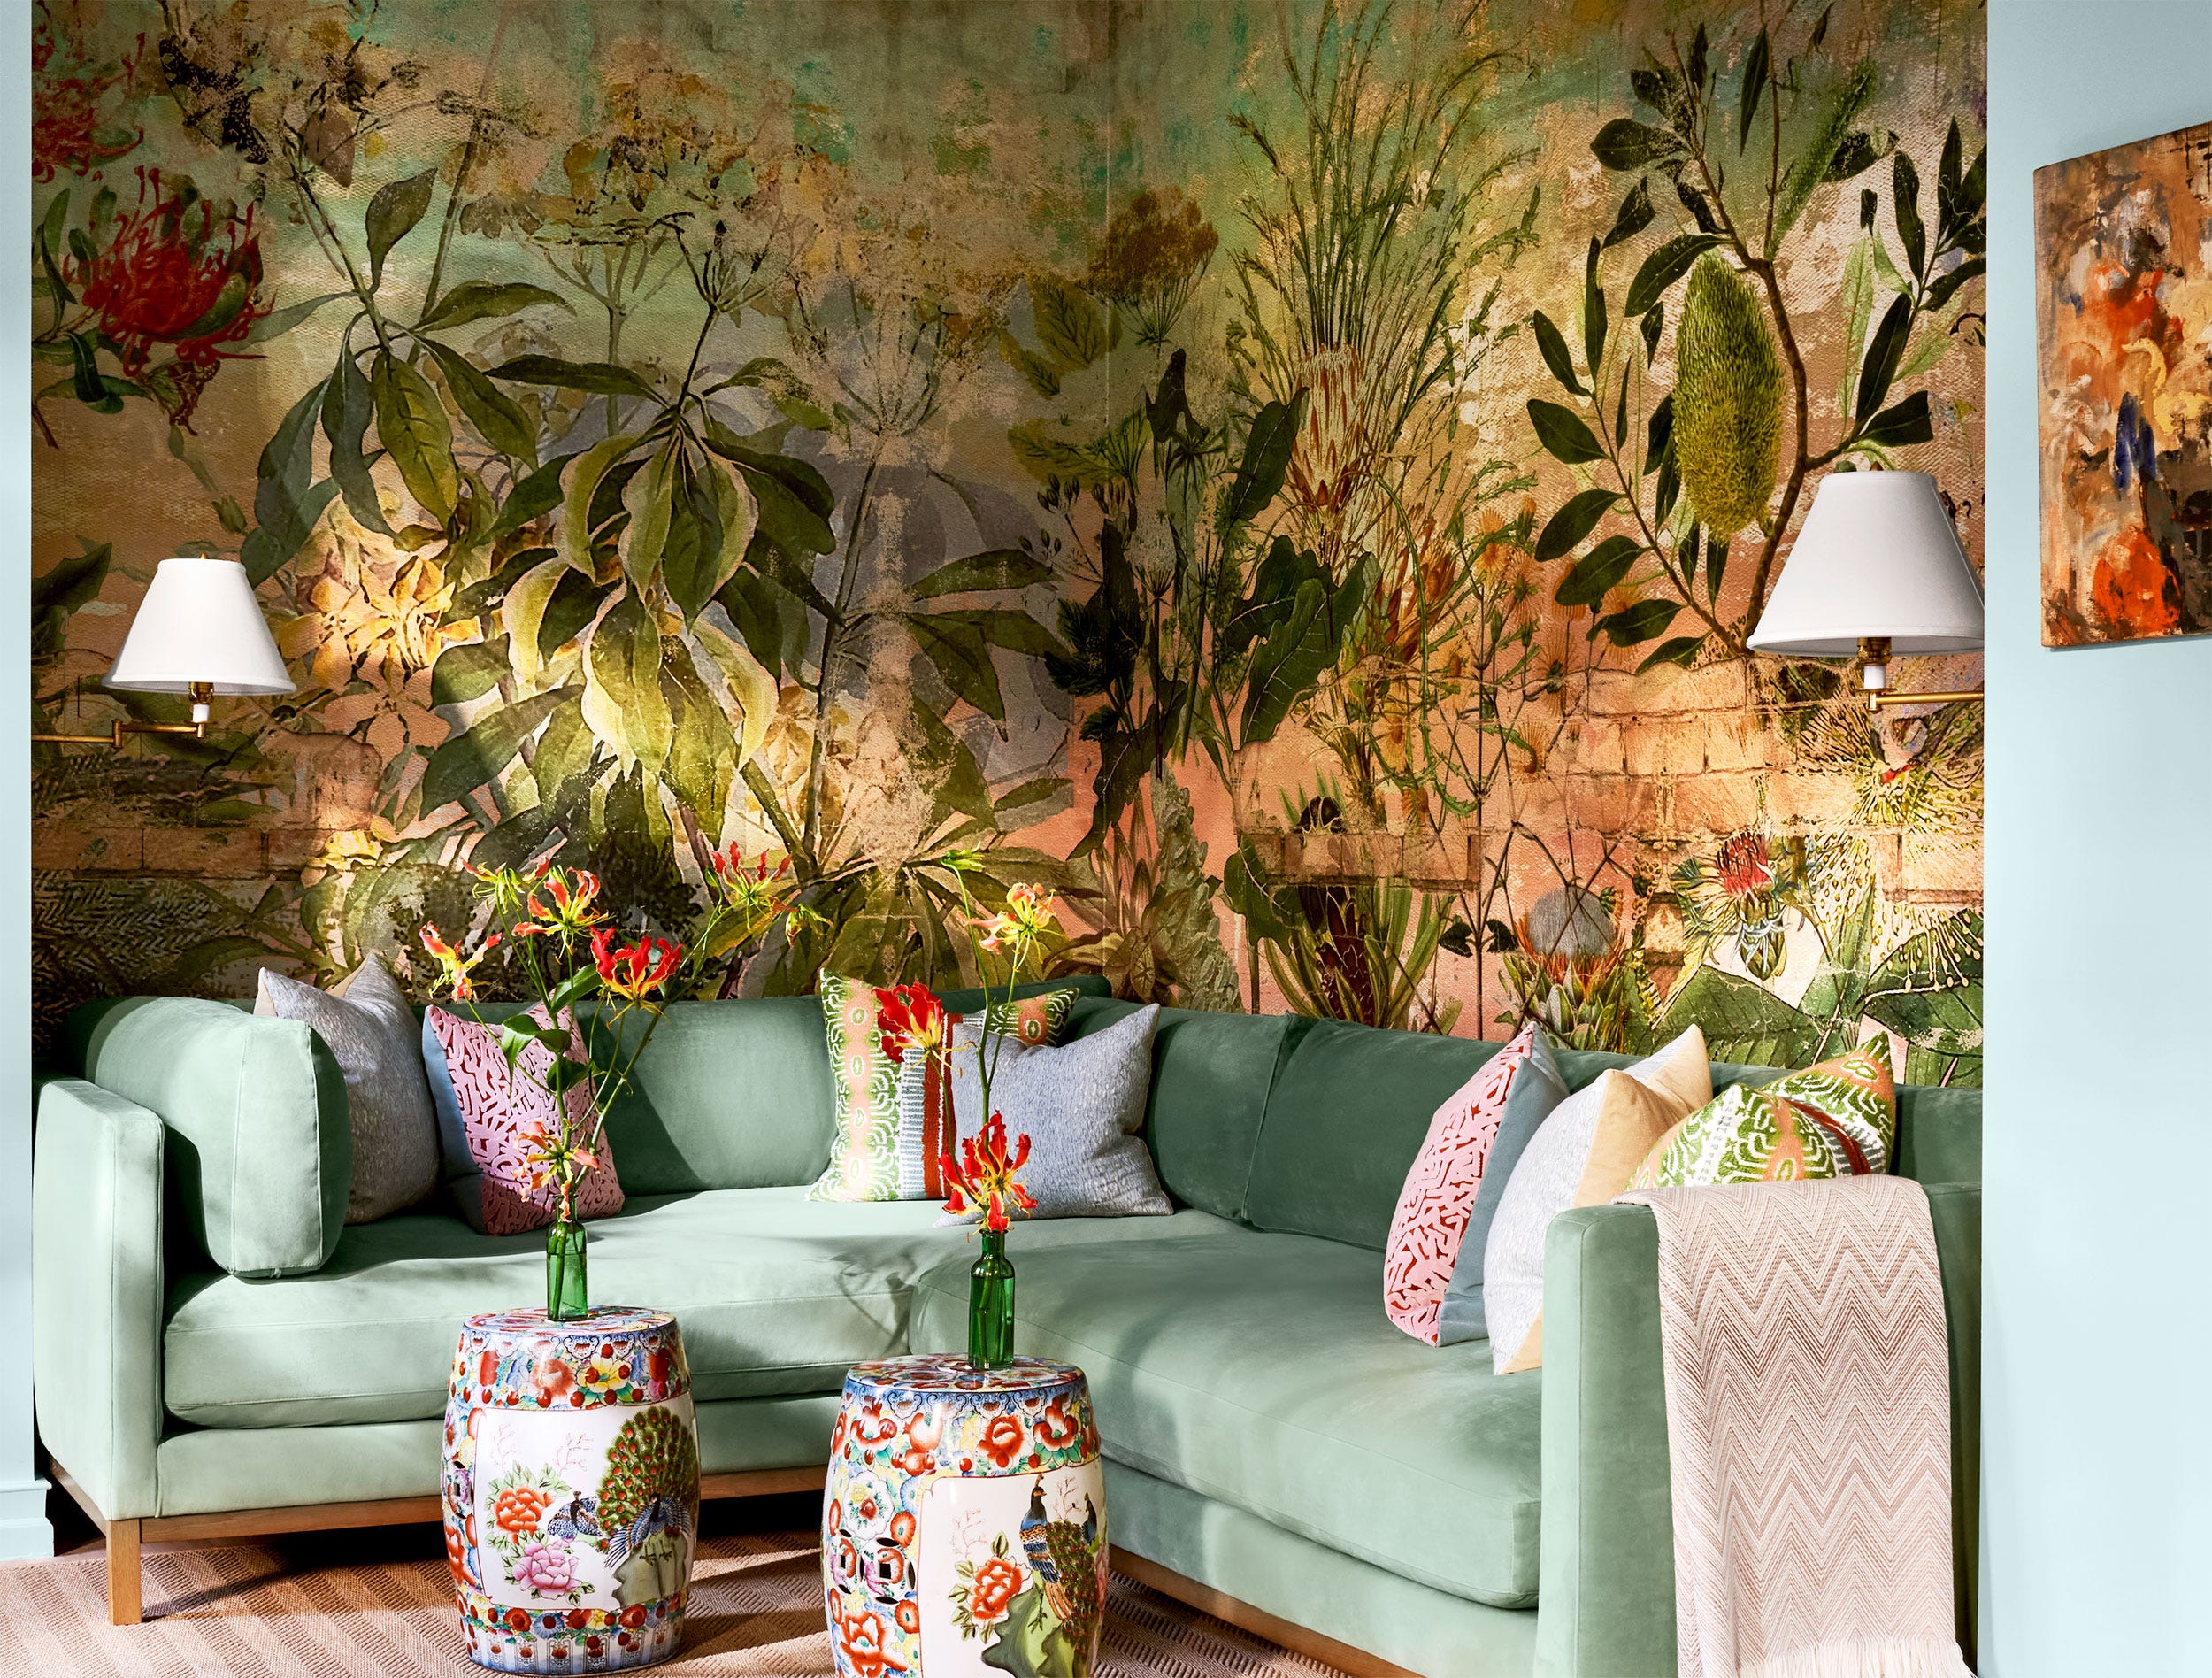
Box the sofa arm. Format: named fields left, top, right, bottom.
left=33, top=1078, right=165, bottom=1520
left=1534, top=1186, right=1984, bottom=1678
left=1535, top=1203, right=1673, bottom=1678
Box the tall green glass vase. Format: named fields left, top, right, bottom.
left=546, top=1218, right=589, bottom=1320
left=967, top=1228, right=1015, bottom=1367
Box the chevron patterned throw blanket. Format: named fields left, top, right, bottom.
left=1617, top=1177, right=1973, bottom=1678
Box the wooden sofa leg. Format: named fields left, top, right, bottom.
left=106, top=1519, right=142, bottom=1626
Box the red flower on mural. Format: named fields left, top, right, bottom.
left=2090, top=525, right=2180, bottom=640
left=68, top=167, right=266, bottom=426
left=33, top=5, right=142, bottom=183
left=1715, top=833, right=1775, bottom=900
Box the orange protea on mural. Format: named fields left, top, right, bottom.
left=1285, top=345, right=1376, bottom=543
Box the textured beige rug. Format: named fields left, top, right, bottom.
left=0, top=1530, right=1348, bottom=1676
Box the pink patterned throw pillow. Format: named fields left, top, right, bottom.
left=426, top=1005, right=624, bottom=1236
left=1384, top=1023, right=1553, bottom=1347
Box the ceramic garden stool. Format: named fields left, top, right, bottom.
left=823, top=1355, right=1108, bottom=1678
left=442, top=1306, right=701, bottom=1674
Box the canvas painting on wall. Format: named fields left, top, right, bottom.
left=2034, top=119, right=2212, bottom=646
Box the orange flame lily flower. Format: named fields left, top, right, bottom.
left=518, top=868, right=607, bottom=940
left=940, top=1112, right=1036, bottom=1234
left=419, top=921, right=496, bottom=1001
left=591, top=928, right=685, bottom=1002
left=872, top=982, right=950, bottom=1068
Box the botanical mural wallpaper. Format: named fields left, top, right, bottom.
left=31, top=0, right=1986, bottom=1085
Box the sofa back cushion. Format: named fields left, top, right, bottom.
left=1064, top=997, right=1296, bottom=1222
left=1555, top=1045, right=1981, bottom=1187
left=64, top=997, right=350, bottom=1277
left=421, top=979, right=1111, bottom=1199
left=1243, top=1020, right=1502, bottom=1251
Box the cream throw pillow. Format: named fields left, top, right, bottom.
left=1481, top=1026, right=1711, bottom=1374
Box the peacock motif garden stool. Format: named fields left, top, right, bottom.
left=443, top=1306, right=701, bottom=1674
left=823, top=1355, right=1108, bottom=1678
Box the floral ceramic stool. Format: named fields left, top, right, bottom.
left=822, top=1355, right=1108, bottom=1678
left=443, top=1306, right=701, bottom=1674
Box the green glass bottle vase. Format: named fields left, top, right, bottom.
left=545, top=1218, right=589, bottom=1321
left=967, top=1228, right=1015, bottom=1367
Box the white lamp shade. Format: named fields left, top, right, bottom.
left=1747, top=470, right=1984, bottom=658
left=104, top=557, right=297, bottom=696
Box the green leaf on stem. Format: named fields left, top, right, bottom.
left=1534, top=487, right=1618, bottom=561
left=419, top=685, right=575, bottom=811
left=365, top=170, right=436, bottom=293
left=1624, top=233, right=1721, bottom=317
left=1739, top=29, right=1770, bottom=150
left=371, top=350, right=458, bottom=522
left=1594, top=597, right=1682, bottom=647
left=417, top=281, right=568, bottom=333
left=1601, top=177, right=1655, bottom=251
left=426, top=340, right=538, bottom=466
left=1555, top=535, right=1643, bottom=607
left=1527, top=398, right=1607, bottom=465
left=1531, top=309, right=1585, bottom=395
left=908, top=612, right=1007, bottom=721
left=1855, top=294, right=1912, bottom=425
left=491, top=354, right=657, bottom=399
left=1893, top=152, right=1926, bottom=279
left=242, top=378, right=339, bottom=582
left=320, top=348, right=393, bottom=535
left=1218, top=393, right=1305, bottom=533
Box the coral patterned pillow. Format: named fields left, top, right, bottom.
left=1384, top=1024, right=1567, bottom=1347
left=808, top=974, right=1079, bottom=1203
left=426, top=1005, right=624, bottom=1236
left=1627, top=1036, right=1898, bottom=1189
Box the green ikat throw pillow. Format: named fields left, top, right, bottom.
left=807, top=973, right=1079, bottom=1202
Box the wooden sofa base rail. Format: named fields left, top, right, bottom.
left=1110, top=1548, right=1418, bottom=1678
left=56, top=1459, right=1413, bottom=1675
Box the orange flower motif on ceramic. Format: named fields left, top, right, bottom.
left=1034, top=1399, right=1079, bottom=1450
left=978, top=1413, right=1026, bottom=1468
left=968, top=1556, right=1025, bottom=1624
left=895, top=1599, right=921, bottom=1634
left=493, top=1485, right=551, bottom=1536
left=888, top=1510, right=916, bottom=1548
left=532, top=1358, right=577, bottom=1407
left=835, top=1606, right=899, bottom=1678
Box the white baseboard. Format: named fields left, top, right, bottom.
left=0, top=1479, right=52, bottom=1559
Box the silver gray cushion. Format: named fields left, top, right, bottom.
left=256, top=957, right=441, bottom=1222
left=944, top=1002, right=1170, bottom=1219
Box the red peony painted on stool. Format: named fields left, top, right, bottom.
left=444, top=1307, right=700, bottom=1673
left=823, top=1355, right=1107, bottom=1678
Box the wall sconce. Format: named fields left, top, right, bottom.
left=1747, top=469, right=1984, bottom=711
left=33, top=556, right=296, bottom=747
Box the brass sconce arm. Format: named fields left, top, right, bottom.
left=34, top=681, right=217, bottom=746
left=1856, top=636, right=1983, bottom=712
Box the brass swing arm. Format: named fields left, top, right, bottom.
left=34, top=681, right=216, bottom=745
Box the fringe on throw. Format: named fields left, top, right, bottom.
left=1741, top=1636, right=1976, bottom=1678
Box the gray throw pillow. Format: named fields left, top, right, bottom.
left=942, top=1003, right=1170, bottom=1219
left=256, top=957, right=440, bottom=1222
left=1434, top=1027, right=1569, bottom=1344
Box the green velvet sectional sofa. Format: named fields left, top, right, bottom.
left=30, top=978, right=1981, bottom=1675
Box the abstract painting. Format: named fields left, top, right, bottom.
left=2034, top=119, right=2212, bottom=645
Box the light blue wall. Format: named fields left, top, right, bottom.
left=3, top=0, right=49, bottom=1561
left=1984, top=4, right=2211, bottom=1672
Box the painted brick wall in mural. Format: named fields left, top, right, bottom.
left=31, top=0, right=1985, bottom=1082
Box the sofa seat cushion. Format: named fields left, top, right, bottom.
left=912, top=1227, right=1541, bottom=1609
left=164, top=1188, right=1234, bottom=1428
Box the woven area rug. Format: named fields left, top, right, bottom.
left=0, top=1530, right=1348, bottom=1677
